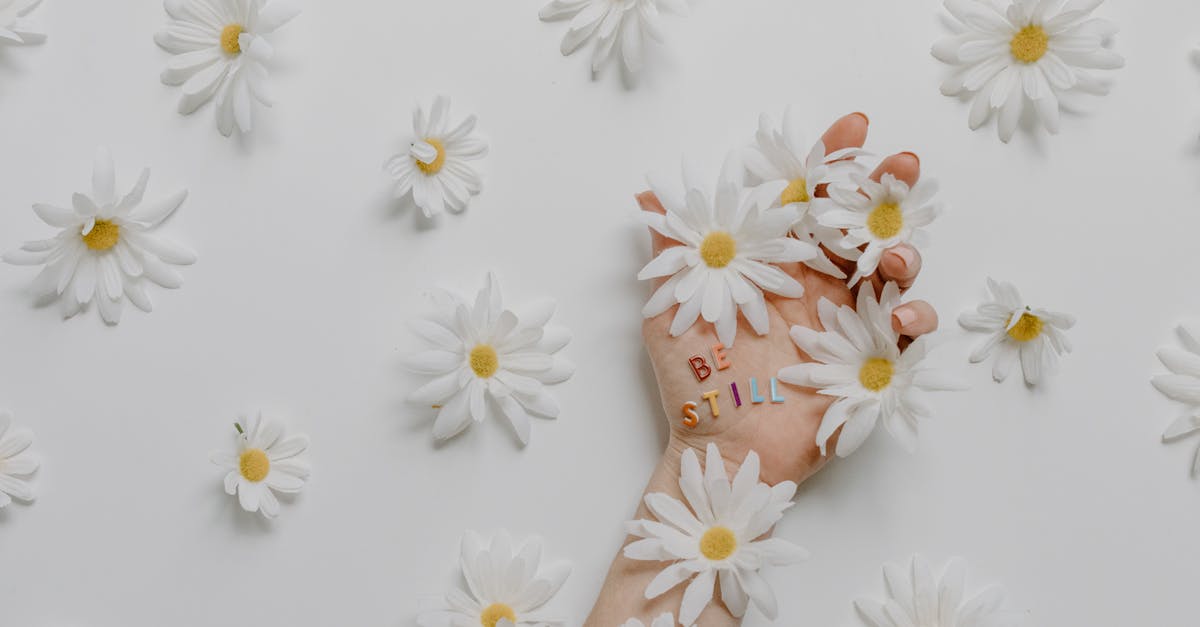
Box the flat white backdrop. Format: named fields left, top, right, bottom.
left=1, top=0, right=1197, bottom=625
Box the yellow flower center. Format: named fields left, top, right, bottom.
left=220, top=24, right=245, bottom=54
left=859, top=357, right=895, bottom=392
left=1010, top=25, right=1049, bottom=64
left=480, top=603, right=516, bottom=627
left=1006, top=312, right=1044, bottom=342
left=699, top=231, right=737, bottom=268
left=866, top=202, right=903, bottom=239
left=239, top=448, right=270, bottom=482
left=82, top=220, right=120, bottom=251
left=469, top=344, right=499, bottom=378
left=416, top=138, right=447, bottom=174
left=699, top=526, right=738, bottom=560
left=780, top=177, right=810, bottom=205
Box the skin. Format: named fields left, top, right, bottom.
left=583, top=113, right=940, bottom=626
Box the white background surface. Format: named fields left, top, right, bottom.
left=1, top=1, right=1198, bottom=625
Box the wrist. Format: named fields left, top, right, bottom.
left=650, top=437, right=779, bottom=542
left=657, top=435, right=746, bottom=489
left=639, top=438, right=684, bottom=506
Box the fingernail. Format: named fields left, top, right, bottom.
left=889, top=246, right=916, bottom=271
left=900, top=151, right=920, bottom=166
left=636, top=191, right=662, bottom=213
left=852, top=112, right=870, bottom=125
left=893, top=306, right=918, bottom=331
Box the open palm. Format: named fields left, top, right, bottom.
left=638, top=113, right=939, bottom=486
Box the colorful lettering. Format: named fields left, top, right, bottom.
left=701, top=390, right=720, bottom=418
left=712, top=343, right=731, bottom=370
left=681, top=401, right=699, bottom=428
left=770, top=377, right=784, bottom=403
left=749, top=378, right=765, bottom=403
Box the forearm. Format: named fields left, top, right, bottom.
left=583, top=440, right=740, bottom=627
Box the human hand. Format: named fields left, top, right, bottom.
left=638, top=113, right=941, bottom=487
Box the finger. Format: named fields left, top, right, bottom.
left=805, top=113, right=870, bottom=280
left=820, top=112, right=869, bottom=156
left=813, top=112, right=869, bottom=199
left=892, top=300, right=938, bottom=338
left=855, top=152, right=922, bottom=297
left=869, top=151, right=920, bottom=186
left=877, top=244, right=923, bottom=290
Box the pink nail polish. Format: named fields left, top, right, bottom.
left=891, top=246, right=916, bottom=271
left=893, top=307, right=917, bottom=330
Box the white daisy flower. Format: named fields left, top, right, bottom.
left=855, top=554, right=1023, bottom=627
left=621, top=613, right=681, bottom=627
left=383, top=95, right=488, bottom=219
left=779, top=283, right=965, bottom=458
left=404, top=273, right=573, bottom=446
left=638, top=156, right=818, bottom=347
left=417, top=530, right=571, bottom=627
left=959, top=278, right=1074, bottom=385
left=155, top=0, right=300, bottom=136
left=0, top=410, right=38, bottom=508
left=2, top=147, right=196, bottom=325
left=933, top=0, right=1124, bottom=143
left=0, top=0, right=44, bottom=46
left=624, top=443, right=808, bottom=625
left=744, top=108, right=869, bottom=279
left=539, top=0, right=688, bottom=75
left=822, top=173, right=941, bottom=286
left=210, top=412, right=310, bottom=519
left=1151, top=323, right=1200, bottom=475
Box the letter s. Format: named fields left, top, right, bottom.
left=681, top=401, right=699, bottom=428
